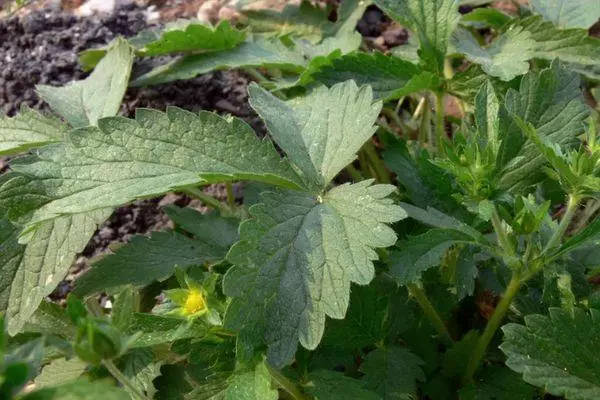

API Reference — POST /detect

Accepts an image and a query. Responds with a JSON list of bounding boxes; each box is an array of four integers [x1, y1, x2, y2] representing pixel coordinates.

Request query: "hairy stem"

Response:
[[435, 92, 446, 150], [180, 187, 223, 211], [463, 273, 523, 383], [345, 164, 363, 182], [544, 194, 580, 253], [266, 364, 309, 400], [103, 359, 151, 400], [226, 182, 235, 209], [408, 283, 453, 344], [418, 96, 431, 147], [363, 141, 390, 184]]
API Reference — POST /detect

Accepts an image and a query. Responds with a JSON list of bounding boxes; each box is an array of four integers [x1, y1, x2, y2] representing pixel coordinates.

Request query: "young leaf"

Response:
[[452, 26, 535, 81], [361, 345, 426, 400], [22, 379, 131, 400], [248, 81, 382, 189], [74, 231, 228, 296], [311, 52, 441, 100], [1, 108, 303, 230], [497, 62, 590, 192], [224, 181, 405, 367], [138, 20, 246, 57], [122, 348, 163, 399], [131, 38, 306, 87], [3, 209, 111, 336], [501, 307, 600, 399], [34, 358, 88, 388], [307, 370, 380, 400], [0, 106, 66, 156], [374, 0, 460, 74], [36, 38, 134, 128], [530, 0, 600, 29]]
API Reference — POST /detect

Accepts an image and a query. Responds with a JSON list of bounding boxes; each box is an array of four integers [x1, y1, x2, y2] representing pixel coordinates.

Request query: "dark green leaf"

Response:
[[458, 365, 537, 400], [22, 379, 131, 400], [307, 370, 380, 400]]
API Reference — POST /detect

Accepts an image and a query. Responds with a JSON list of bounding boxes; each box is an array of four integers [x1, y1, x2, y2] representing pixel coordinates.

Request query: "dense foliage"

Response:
[[1, 0, 600, 399]]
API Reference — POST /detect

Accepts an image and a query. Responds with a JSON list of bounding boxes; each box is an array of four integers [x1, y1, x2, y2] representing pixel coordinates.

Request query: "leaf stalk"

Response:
[[103, 359, 151, 400], [543, 194, 580, 254], [407, 283, 453, 344], [266, 363, 309, 400]]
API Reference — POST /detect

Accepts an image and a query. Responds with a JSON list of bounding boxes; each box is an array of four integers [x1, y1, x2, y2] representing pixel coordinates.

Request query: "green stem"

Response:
[[463, 273, 523, 383], [345, 164, 363, 182], [435, 92, 446, 150], [226, 182, 235, 209], [103, 359, 151, 400], [266, 364, 309, 400], [363, 141, 390, 184], [543, 194, 580, 254], [419, 96, 432, 148], [491, 208, 516, 258], [180, 187, 223, 211], [407, 283, 453, 344]]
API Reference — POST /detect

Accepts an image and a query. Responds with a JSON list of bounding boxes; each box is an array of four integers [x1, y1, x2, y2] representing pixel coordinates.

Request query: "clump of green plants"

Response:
[[1, 0, 600, 399]]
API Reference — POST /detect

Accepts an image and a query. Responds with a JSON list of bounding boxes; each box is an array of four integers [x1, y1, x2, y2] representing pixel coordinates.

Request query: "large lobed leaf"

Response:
[[0, 108, 303, 231], [375, 0, 460, 74], [501, 307, 600, 399], [530, 0, 600, 30], [223, 181, 405, 367]]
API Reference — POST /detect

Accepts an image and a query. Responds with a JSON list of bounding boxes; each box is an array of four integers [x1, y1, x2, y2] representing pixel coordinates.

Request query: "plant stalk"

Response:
[[543, 194, 580, 253], [407, 283, 453, 344], [103, 359, 151, 400], [345, 164, 363, 182], [418, 96, 431, 147], [180, 187, 223, 211], [435, 92, 446, 150], [362, 141, 390, 184], [226, 182, 235, 208], [463, 273, 523, 383], [266, 363, 309, 400]]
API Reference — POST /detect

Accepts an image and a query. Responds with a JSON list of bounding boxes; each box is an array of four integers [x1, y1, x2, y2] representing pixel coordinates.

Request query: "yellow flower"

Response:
[[182, 289, 206, 316]]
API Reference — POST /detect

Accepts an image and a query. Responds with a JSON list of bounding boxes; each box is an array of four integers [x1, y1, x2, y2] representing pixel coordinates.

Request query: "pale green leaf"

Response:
[[223, 181, 405, 367], [390, 229, 478, 285], [5, 209, 111, 336], [361, 346, 425, 400], [127, 314, 210, 348], [75, 230, 229, 296], [311, 52, 441, 100], [307, 370, 380, 400], [248, 80, 382, 189], [530, 0, 600, 29], [498, 62, 590, 192], [0, 106, 66, 156], [0, 108, 303, 231], [501, 307, 600, 400], [37, 38, 134, 128], [139, 20, 246, 56], [224, 360, 278, 400], [374, 0, 460, 74], [0, 216, 23, 311], [22, 379, 131, 400], [452, 26, 535, 81], [329, 0, 373, 37], [122, 348, 163, 399], [34, 358, 88, 388], [131, 38, 306, 87]]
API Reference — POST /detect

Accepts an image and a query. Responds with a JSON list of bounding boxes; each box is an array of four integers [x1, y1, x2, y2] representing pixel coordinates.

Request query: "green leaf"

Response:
[[242, 0, 331, 42], [390, 229, 479, 285], [460, 8, 512, 29], [513, 16, 600, 80], [452, 26, 535, 81], [307, 370, 380, 400], [458, 365, 537, 400], [22, 379, 131, 400], [361, 345, 425, 400], [530, 0, 600, 29], [122, 348, 163, 399], [374, 0, 460, 74], [0, 217, 23, 311], [311, 52, 441, 100], [4, 209, 111, 336], [498, 62, 590, 192], [552, 217, 600, 259], [0, 106, 66, 156], [224, 181, 405, 367], [34, 358, 88, 388], [224, 360, 278, 400], [126, 314, 210, 348], [248, 81, 382, 189], [447, 64, 518, 103], [36, 38, 134, 128], [74, 230, 229, 296], [131, 38, 306, 87], [139, 20, 246, 56], [1, 108, 303, 231], [164, 206, 239, 249], [501, 307, 600, 400]]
